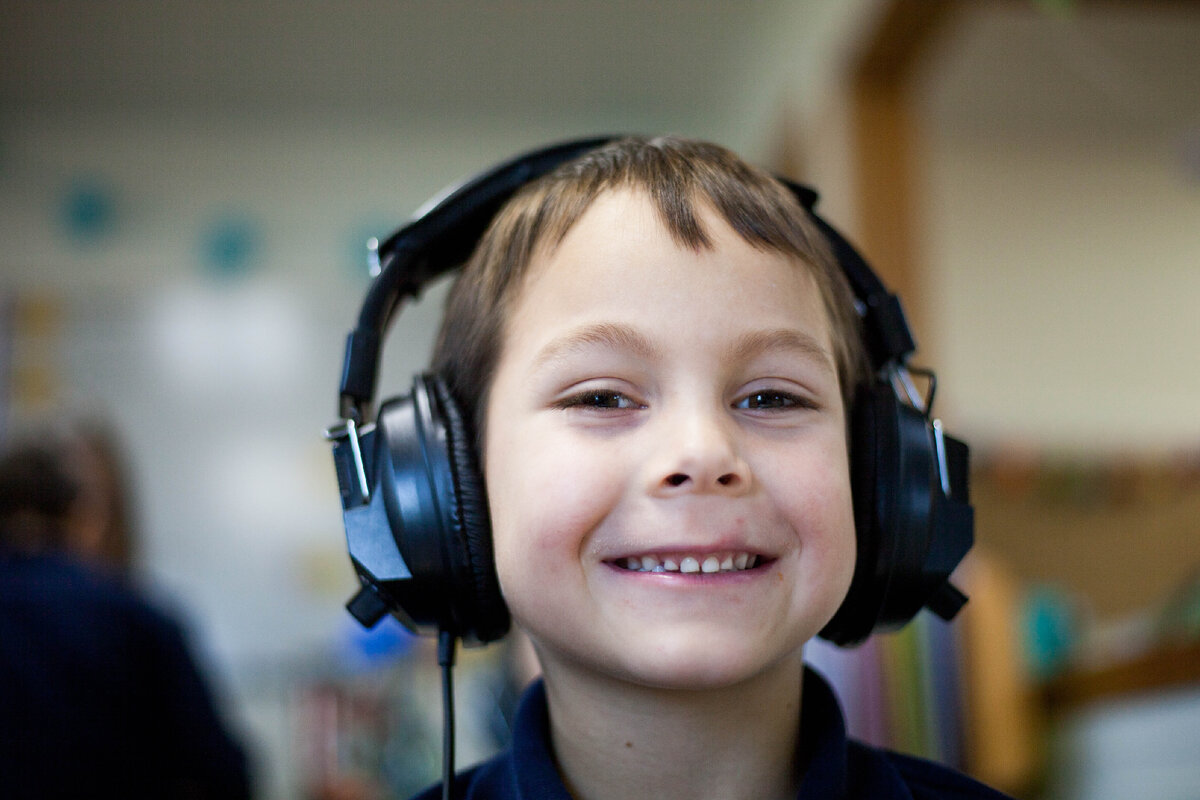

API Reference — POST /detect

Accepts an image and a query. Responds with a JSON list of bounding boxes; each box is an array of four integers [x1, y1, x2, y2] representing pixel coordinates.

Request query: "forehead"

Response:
[[503, 189, 835, 356], [519, 186, 817, 289]]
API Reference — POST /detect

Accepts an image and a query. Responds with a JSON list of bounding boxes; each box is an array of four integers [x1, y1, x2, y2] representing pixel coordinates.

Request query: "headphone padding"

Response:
[[820, 383, 890, 645], [426, 375, 510, 644], [820, 381, 941, 646]]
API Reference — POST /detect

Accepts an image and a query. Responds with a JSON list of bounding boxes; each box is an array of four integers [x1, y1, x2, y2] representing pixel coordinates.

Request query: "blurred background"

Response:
[[2, 1, 1198, 798]]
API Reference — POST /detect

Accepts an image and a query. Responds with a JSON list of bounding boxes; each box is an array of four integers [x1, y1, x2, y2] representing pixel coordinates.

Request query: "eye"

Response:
[[556, 389, 643, 411], [735, 390, 813, 411]]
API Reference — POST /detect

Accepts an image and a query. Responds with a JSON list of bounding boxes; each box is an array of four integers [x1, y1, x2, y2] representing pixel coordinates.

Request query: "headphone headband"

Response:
[[339, 137, 616, 420], [338, 136, 915, 422]]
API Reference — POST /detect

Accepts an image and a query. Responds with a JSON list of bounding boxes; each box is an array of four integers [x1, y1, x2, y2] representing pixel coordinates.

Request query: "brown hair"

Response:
[[0, 440, 77, 553], [430, 136, 870, 446]]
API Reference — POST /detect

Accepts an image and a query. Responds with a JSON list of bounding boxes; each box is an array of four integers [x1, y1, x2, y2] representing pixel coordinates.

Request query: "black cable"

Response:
[[437, 629, 458, 800]]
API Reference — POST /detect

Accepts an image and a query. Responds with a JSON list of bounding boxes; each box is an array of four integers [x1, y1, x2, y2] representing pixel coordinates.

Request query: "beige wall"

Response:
[[925, 130, 1200, 455]]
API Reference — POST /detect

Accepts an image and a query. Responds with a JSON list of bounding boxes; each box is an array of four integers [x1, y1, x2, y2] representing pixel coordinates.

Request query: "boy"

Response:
[[392, 136, 1008, 799]]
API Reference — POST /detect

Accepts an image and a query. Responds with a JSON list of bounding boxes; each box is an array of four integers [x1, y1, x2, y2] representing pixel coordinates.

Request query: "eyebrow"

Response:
[[533, 322, 661, 369], [726, 328, 836, 376], [532, 322, 834, 376]]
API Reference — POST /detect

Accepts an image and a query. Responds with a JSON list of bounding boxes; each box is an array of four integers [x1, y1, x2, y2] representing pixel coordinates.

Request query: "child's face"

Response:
[[482, 189, 856, 690]]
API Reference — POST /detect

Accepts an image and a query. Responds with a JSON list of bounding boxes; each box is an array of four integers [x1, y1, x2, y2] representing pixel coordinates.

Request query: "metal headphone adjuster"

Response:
[[889, 363, 936, 416], [324, 417, 374, 507], [887, 363, 951, 498], [366, 236, 383, 278]]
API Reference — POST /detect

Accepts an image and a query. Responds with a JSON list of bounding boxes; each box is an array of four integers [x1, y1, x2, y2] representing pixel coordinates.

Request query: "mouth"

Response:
[[608, 550, 766, 575]]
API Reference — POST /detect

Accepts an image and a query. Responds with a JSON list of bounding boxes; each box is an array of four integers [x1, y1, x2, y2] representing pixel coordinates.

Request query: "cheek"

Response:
[[772, 441, 856, 574], [484, 434, 618, 590], [798, 489, 855, 575], [815, 476, 857, 599]]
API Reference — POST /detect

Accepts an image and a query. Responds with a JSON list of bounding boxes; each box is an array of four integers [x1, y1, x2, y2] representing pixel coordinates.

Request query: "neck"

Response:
[[540, 652, 806, 800]]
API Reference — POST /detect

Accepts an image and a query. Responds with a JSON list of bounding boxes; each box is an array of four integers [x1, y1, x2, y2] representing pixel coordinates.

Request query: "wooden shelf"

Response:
[[1042, 639, 1200, 713]]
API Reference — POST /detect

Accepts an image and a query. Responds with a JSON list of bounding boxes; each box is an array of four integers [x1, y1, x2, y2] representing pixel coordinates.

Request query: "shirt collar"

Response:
[[794, 666, 850, 798], [509, 679, 573, 800], [507, 666, 852, 800]]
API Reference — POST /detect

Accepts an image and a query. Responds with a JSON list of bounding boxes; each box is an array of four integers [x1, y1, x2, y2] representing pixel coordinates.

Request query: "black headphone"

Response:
[[327, 136, 974, 649]]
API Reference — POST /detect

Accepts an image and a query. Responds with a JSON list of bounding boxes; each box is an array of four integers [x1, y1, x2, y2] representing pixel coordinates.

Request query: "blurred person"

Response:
[[0, 434, 253, 799]]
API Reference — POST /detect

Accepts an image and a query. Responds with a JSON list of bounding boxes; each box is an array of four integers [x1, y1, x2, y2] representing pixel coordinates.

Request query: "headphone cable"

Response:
[[437, 629, 458, 800]]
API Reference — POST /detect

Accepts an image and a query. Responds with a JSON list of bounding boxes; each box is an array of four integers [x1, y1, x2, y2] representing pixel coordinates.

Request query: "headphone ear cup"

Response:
[[423, 374, 510, 644], [820, 382, 936, 646]]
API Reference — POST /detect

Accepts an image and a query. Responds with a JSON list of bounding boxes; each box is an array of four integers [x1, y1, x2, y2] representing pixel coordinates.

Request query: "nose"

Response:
[[646, 403, 751, 496]]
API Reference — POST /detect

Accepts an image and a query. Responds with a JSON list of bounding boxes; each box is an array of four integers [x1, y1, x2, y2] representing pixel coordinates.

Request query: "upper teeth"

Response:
[[619, 552, 758, 573]]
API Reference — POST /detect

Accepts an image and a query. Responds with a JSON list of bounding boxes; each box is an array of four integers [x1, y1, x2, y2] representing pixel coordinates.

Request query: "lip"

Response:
[[600, 560, 775, 588], [602, 538, 776, 562]]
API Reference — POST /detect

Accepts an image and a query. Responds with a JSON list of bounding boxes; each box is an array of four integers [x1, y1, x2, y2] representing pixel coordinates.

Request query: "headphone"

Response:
[[327, 136, 974, 648]]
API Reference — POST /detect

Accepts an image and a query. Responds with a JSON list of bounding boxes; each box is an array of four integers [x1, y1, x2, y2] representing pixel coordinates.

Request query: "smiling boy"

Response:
[[359, 136, 1008, 800], [479, 188, 856, 800]]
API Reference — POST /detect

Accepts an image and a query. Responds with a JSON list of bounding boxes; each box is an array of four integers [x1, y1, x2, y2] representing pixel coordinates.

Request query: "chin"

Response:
[[604, 637, 809, 693], [522, 606, 826, 695]]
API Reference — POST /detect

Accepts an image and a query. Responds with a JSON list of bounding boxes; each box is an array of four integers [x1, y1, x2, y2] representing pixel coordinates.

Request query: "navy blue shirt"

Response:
[[414, 667, 1010, 800]]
